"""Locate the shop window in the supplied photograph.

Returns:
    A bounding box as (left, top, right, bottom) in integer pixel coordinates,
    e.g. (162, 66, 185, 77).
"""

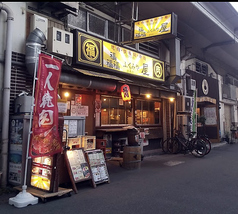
(136, 100, 161, 125)
(101, 96, 133, 125)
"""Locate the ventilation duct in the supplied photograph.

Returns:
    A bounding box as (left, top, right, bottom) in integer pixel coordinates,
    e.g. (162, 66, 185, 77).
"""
(25, 28, 117, 91)
(25, 28, 46, 76)
(60, 71, 117, 91)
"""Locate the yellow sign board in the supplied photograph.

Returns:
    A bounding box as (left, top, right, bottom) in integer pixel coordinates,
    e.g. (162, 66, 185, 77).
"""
(103, 41, 164, 81)
(76, 31, 102, 67)
(134, 14, 172, 40)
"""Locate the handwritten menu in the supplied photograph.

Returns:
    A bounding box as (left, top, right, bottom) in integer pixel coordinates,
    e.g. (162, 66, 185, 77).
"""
(85, 149, 110, 185)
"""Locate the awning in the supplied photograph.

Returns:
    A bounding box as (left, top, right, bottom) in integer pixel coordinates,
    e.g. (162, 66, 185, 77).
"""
(73, 68, 125, 81)
(197, 96, 216, 104)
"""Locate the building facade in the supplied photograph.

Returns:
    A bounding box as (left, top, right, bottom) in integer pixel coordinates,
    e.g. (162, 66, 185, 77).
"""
(1, 2, 238, 187)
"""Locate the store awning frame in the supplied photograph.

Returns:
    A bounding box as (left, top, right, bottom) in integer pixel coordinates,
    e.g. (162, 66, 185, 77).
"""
(73, 68, 125, 81)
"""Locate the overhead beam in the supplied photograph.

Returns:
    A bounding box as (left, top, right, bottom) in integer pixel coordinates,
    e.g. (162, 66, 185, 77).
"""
(202, 40, 235, 52)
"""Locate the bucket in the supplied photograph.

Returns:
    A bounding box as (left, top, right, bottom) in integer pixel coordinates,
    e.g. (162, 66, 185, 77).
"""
(122, 146, 141, 169)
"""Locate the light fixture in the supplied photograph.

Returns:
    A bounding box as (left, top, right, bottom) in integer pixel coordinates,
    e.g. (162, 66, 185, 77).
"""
(169, 97, 174, 102)
(64, 92, 69, 98)
(146, 94, 151, 98)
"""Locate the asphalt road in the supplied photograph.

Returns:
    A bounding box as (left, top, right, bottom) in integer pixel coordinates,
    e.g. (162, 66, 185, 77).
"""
(1, 142, 238, 214)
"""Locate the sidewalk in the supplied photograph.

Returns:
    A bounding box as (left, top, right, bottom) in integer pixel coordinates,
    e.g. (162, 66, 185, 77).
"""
(142, 140, 228, 158)
(0, 140, 229, 206)
(211, 140, 228, 148)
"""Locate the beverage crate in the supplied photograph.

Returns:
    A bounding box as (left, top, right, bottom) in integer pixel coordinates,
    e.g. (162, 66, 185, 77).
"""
(68, 137, 82, 149)
(81, 136, 96, 150)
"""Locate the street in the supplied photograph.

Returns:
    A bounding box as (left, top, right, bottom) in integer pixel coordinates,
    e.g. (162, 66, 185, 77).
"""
(1, 142, 238, 214)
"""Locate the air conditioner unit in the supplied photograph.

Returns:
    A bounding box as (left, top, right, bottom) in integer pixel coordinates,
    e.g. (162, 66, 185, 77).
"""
(47, 27, 73, 57)
(177, 96, 191, 112)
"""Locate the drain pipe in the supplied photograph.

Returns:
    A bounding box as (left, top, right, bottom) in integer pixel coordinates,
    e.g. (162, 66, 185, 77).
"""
(0, 3, 14, 187)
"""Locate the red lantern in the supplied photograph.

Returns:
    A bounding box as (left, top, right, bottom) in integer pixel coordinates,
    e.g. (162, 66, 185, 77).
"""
(121, 84, 131, 101)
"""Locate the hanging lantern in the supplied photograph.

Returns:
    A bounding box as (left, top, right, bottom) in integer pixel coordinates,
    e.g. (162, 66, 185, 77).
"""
(121, 84, 131, 101)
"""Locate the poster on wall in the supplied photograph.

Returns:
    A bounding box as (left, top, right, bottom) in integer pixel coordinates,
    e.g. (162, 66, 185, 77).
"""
(71, 105, 88, 117)
(95, 99, 101, 113)
(8, 118, 24, 185)
(204, 107, 217, 125)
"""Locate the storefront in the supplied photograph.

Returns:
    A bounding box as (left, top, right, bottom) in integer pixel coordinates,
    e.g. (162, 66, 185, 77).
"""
(57, 29, 178, 158)
(186, 69, 220, 142)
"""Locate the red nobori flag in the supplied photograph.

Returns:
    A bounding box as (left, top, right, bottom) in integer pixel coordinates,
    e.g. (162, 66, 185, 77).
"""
(29, 53, 62, 158)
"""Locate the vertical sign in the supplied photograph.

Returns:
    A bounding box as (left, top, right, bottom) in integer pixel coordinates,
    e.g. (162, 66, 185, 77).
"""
(29, 54, 63, 158)
(191, 90, 197, 133)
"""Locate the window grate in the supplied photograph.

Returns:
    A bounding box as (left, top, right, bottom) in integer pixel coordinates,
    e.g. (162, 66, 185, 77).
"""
(10, 62, 33, 115)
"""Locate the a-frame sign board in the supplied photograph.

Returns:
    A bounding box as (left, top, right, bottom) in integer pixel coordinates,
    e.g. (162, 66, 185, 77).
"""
(85, 149, 110, 186)
(64, 148, 96, 193)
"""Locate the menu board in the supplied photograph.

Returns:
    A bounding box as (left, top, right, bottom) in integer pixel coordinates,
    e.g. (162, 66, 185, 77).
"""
(30, 156, 55, 192)
(85, 149, 110, 185)
(66, 149, 91, 182)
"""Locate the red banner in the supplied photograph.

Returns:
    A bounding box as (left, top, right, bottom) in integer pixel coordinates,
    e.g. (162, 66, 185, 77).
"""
(29, 53, 62, 158)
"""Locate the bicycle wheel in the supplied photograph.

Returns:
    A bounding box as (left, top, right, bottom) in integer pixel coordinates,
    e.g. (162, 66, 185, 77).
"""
(200, 136, 211, 155)
(161, 139, 169, 153)
(167, 138, 181, 154)
(191, 139, 207, 158)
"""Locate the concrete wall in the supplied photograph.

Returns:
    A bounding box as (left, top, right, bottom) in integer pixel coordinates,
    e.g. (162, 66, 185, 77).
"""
(0, 2, 27, 134)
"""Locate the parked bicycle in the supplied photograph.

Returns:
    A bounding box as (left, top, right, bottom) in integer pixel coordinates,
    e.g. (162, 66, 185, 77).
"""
(163, 129, 207, 158)
(182, 124, 211, 155)
(196, 134, 211, 155)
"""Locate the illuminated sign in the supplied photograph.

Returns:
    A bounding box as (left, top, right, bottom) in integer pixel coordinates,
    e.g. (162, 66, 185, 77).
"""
(73, 30, 165, 82)
(103, 41, 164, 82)
(31, 156, 54, 191)
(74, 31, 102, 66)
(121, 84, 131, 101)
(134, 13, 177, 41)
